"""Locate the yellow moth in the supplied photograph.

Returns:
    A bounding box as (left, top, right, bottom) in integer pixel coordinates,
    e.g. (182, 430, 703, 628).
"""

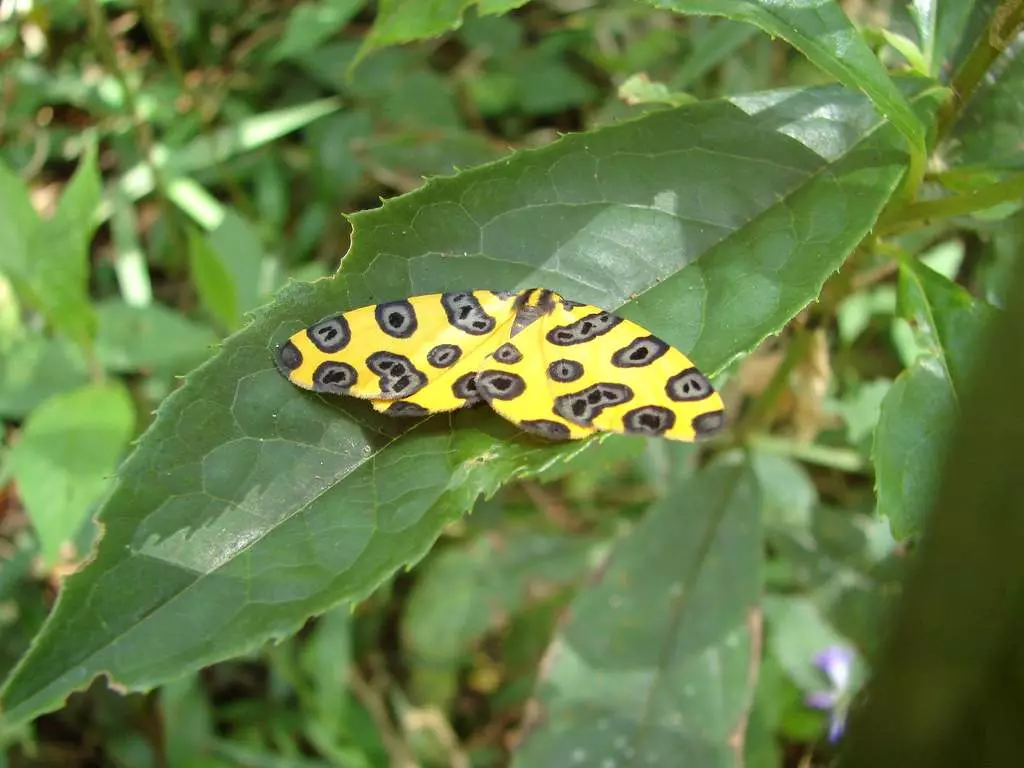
(274, 289, 725, 442)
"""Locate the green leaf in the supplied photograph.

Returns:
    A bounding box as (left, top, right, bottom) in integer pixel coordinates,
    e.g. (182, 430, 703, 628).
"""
(0, 84, 908, 724)
(842, 195, 1024, 768)
(356, 0, 530, 62)
(9, 384, 135, 566)
(907, 0, 973, 77)
(184, 208, 265, 332)
(874, 356, 956, 540)
(880, 30, 929, 75)
(672, 18, 761, 89)
(188, 227, 239, 332)
(510, 462, 761, 767)
(0, 162, 40, 292)
(898, 258, 999, 394)
(0, 148, 100, 347)
(268, 0, 365, 62)
(403, 532, 595, 707)
(874, 260, 999, 538)
(949, 43, 1024, 170)
(646, 0, 926, 188)
(95, 300, 218, 374)
(0, 334, 90, 420)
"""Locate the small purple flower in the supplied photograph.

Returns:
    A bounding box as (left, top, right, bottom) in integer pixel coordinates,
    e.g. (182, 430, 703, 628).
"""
(805, 644, 855, 742)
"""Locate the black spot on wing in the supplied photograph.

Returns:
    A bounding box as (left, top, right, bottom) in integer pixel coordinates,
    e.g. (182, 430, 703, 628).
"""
(374, 300, 417, 339)
(476, 370, 527, 401)
(452, 372, 480, 402)
(427, 343, 462, 368)
(275, 341, 302, 372)
(519, 419, 572, 440)
(623, 405, 676, 436)
(313, 361, 358, 394)
(692, 410, 726, 438)
(612, 336, 669, 368)
(493, 343, 522, 364)
(383, 401, 430, 417)
(560, 298, 586, 310)
(441, 292, 497, 335)
(547, 359, 583, 383)
(366, 352, 427, 398)
(553, 383, 633, 426)
(666, 368, 714, 401)
(546, 312, 622, 346)
(307, 315, 350, 353)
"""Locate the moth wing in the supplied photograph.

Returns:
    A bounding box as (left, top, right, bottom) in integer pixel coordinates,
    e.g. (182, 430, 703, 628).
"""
(475, 315, 596, 441)
(481, 300, 725, 442)
(275, 290, 519, 413)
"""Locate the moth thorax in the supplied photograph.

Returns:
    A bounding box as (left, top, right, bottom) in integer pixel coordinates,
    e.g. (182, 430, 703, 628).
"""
(510, 288, 558, 337)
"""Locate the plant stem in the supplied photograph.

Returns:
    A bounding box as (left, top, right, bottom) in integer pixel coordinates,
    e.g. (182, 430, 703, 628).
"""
(879, 172, 1024, 235)
(734, 329, 812, 442)
(936, 0, 1024, 141)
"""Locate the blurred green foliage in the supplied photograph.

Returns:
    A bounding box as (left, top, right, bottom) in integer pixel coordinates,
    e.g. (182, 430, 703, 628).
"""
(0, 0, 1022, 765)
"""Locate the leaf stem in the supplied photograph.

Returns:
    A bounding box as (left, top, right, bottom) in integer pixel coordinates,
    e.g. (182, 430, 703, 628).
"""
(879, 172, 1024, 234)
(733, 329, 812, 442)
(749, 435, 871, 474)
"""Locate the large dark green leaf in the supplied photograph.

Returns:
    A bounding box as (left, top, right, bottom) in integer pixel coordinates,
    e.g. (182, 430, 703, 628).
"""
(0, 84, 908, 724)
(510, 461, 761, 766)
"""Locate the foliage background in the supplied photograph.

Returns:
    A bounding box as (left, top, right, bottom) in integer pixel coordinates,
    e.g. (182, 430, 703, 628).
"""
(0, 0, 1022, 766)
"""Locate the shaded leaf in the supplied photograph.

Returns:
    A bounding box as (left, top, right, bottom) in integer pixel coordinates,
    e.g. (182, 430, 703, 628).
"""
(1, 148, 100, 347)
(95, 301, 218, 374)
(0, 84, 909, 724)
(898, 258, 999, 394)
(0, 335, 90, 420)
(875, 260, 1000, 538)
(843, 192, 1024, 768)
(9, 384, 135, 566)
(511, 462, 761, 767)
(188, 227, 239, 332)
(673, 18, 761, 89)
(357, 0, 531, 62)
(268, 0, 365, 62)
(950, 42, 1024, 170)
(874, 356, 956, 539)
(645, 0, 926, 174)
(403, 532, 595, 706)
